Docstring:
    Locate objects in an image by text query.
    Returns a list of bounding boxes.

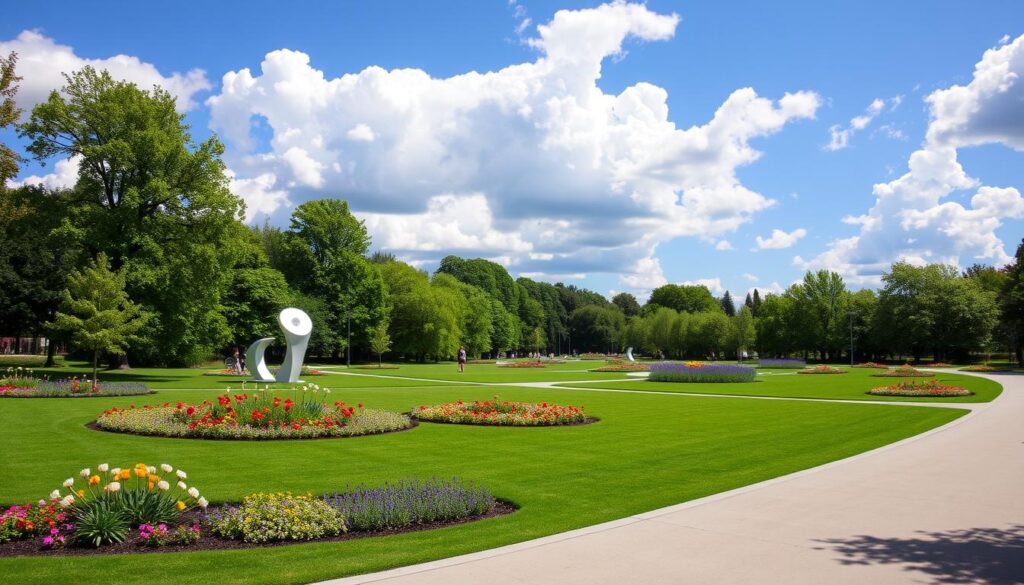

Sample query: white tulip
[111,468,121,476]
[176,470,187,479]
[59,495,75,508]
[62,478,74,488]
[147,466,156,474]
[157,480,170,491]
[177,481,187,490]
[98,463,109,473]
[49,490,60,500]
[105,482,121,493]
[79,468,90,478]
[187,487,200,499]
[197,497,208,509]
[160,464,173,473]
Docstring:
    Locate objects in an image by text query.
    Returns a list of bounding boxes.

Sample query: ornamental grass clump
[797,365,846,375]
[414,397,587,426]
[96,385,412,439]
[757,358,807,369]
[323,478,495,532]
[207,492,345,543]
[873,365,935,378]
[867,380,973,397]
[648,362,757,383]
[0,462,208,549]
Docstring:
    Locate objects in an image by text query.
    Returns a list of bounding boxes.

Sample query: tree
[0,51,22,185]
[49,254,150,385]
[720,291,736,317]
[1004,240,1024,364]
[612,292,642,317]
[752,289,762,317]
[569,305,624,352]
[754,294,794,357]
[20,67,244,365]
[744,292,754,312]
[221,267,292,347]
[647,284,720,314]
[790,270,848,360]
[368,321,392,367]
[645,307,679,358]
[731,305,755,360]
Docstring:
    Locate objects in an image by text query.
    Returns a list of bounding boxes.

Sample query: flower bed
[1,475,509,555]
[873,365,935,378]
[959,364,1012,372]
[0,377,151,398]
[577,353,620,360]
[590,361,649,372]
[649,362,757,383]
[924,362,955,368]
[867,380,973,397]
[0,462,206,551]
[94,385,412,440]
[323,478,495,532]
[414,398,588,426]
[497,360,547,368]
[854,362,890,369]
[757,358,807,369]
[797,365,846,375]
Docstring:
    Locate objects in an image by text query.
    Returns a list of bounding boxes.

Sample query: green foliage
[569,305,624,352]
[731,305,756,356]
[73,501,128,548]
[647,284,721,314]
[0,51,21,185]
[209,492,346,543]
[720,291,736,317]
[612,292,641,317]
[49,253,150,384]
[368,321,392,366]
[222,267,293,346]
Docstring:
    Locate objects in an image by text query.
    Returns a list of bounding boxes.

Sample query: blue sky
[4,0,1023,301]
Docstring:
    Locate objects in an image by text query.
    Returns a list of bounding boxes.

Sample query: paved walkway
[322,372,1024,585]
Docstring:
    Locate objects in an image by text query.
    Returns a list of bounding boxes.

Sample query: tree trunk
[44,339,57,367]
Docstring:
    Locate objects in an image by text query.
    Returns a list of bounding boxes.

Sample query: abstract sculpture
[245,308,313,383]
[626,347,635,362]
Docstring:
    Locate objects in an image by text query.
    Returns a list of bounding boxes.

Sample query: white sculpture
[626,347,635,362]
[245,308,313,384]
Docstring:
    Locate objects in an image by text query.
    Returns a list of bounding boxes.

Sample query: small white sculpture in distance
[275,308,313,383]
[626,347,635,362]
[246,337,276,382]
[245,307,313,383]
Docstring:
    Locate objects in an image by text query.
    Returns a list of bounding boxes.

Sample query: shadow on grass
[816,525,1024,584]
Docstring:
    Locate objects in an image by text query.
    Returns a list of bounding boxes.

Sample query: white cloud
[826,96,901,151]
[747,281,784,296]
[681,277,724,295]
[207,1,819,286]
[801,34,1024,283]
[755,227,807,250]
[6,155,80,190]
[0,30,210,114]
[227,170,290,223]
[715,240,733,251]
[619,256,668,292]
[346,123,377,142]
[741,273,759,282]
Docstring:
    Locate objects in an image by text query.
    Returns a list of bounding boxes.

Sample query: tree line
[2,62,1023,367]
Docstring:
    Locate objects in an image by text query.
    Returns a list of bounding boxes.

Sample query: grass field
[0,360,994,583]
[558,366,1002,403]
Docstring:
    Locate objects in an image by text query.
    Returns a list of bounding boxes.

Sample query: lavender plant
[648,363,757,383]
[323,478,495,532]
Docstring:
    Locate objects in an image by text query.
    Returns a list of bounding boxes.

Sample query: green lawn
[0,362,987,583]
[558,366,1002,403]
[316,360,635,383]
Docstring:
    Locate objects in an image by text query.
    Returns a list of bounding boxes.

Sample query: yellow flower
[148,481,155,490]
[135,467,147,478]
[88,475,101,486]
[148,474,160,483]
[176,501,186,511]
[76,489,84,497]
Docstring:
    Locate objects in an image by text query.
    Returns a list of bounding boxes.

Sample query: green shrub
[73,501,128,548]
[208,492,346,543]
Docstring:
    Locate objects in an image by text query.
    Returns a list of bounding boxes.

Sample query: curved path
[322,372,1024,585]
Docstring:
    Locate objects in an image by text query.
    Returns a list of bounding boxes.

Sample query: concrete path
[321,372,1024,585]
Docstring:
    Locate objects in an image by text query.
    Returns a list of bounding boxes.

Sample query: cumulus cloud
[5,155,80,189]
[747,281,784,296]
[681,277,724,295]
[826,96,901,151]
[715,240,734,251]
[0,30,210,114]
[206,1,819,290]
[755,227,807,250]
[227,170,290,223]
[801,34,1024,283]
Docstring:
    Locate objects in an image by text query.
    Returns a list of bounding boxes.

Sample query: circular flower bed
[924,362,955,368]
[854,362,889,369]
[797,365,846,374]
[959,364,1012,372]
[649,362,757,383]
[867,380,973,397]
[873,365,935,378]
[413,398,589,426]
[0,377,151,398]
[590,361,649,372]
[497,360,547,368]
[95,386,412,440]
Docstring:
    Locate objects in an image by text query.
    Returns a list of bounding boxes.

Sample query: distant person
[457,346,467,373]
[0,340,7,355]
[232,348,242,374]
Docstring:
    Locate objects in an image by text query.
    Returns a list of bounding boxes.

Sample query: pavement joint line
[317,371,1002,585]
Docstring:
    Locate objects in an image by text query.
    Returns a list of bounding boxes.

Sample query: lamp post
[847,310,860,366]
[346,310,352,368]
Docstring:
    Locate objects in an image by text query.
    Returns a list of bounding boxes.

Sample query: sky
[3,0,1023,302]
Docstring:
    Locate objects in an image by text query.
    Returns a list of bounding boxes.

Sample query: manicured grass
[559,367,1002,403]
[318,360,635,383]
[0,377,967,584]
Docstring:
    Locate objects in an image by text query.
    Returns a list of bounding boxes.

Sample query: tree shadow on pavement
[816,525,1024,584]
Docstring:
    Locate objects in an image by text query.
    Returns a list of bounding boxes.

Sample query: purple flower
[42,536,54,546]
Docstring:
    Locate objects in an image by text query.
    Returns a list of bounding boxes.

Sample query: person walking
[457,346,467,373]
